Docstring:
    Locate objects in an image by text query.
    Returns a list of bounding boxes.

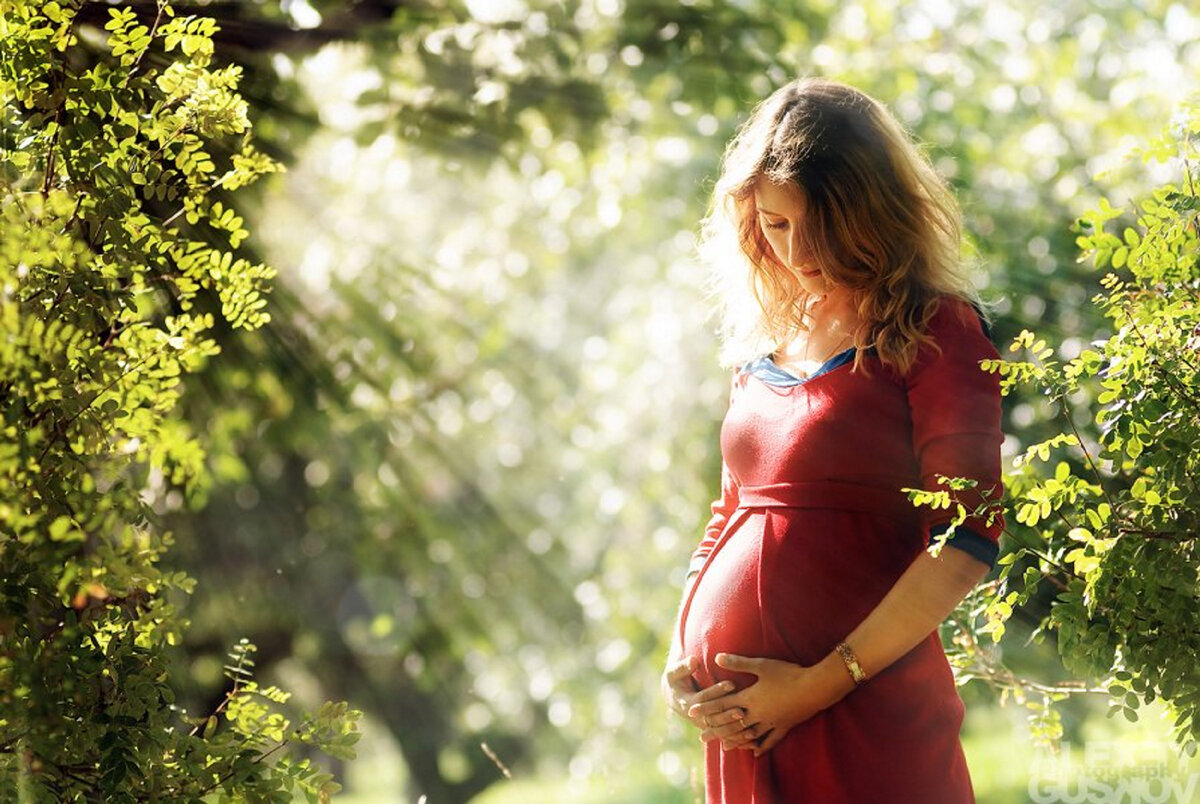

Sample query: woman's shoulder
[902,294,999,383]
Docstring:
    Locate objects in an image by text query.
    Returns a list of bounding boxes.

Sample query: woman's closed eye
[762,219,788,230]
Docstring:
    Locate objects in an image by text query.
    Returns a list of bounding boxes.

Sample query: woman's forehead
[752,177,805,213]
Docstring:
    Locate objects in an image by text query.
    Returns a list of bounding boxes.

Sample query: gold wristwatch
[835,640,868,685]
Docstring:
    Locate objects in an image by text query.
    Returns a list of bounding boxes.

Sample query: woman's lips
[801,268,821,277]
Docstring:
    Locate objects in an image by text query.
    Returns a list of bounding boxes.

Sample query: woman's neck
[804,289,857,330]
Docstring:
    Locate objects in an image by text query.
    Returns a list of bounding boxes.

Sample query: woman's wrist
[815,648,859,706]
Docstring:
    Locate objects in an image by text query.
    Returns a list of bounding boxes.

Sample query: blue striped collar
[742,346,858,387]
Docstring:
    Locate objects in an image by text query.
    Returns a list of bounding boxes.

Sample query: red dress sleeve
[905,298,1006,567]
[689,373,742,576]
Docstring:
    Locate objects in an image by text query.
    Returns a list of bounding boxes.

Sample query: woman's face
[752,178,834,297]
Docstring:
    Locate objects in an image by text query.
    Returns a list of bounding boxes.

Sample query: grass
[963,695,1200,804]
[334,699,1200,802]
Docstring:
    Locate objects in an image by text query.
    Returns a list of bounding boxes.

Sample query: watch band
[835,640,869,685]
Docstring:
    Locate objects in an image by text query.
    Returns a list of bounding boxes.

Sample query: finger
[690,680,735,704]
[709,709,748,737]
[686,686,739,724]
[670,695,695,719]
[710,709,753,750]
[665,656,697,682]
[753,728,784,757]
[665,662,700,713]
[692,705,743,739]
[721,720,763,750]
[687,695,738,722]
[715,653,762,674]
[664,659,695,687]
[722,730,756,751]
[665,679,702,718]
[704,713,750,746]
[724,729,763,758]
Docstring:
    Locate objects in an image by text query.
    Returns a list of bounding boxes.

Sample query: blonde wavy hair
[699,77,987,375]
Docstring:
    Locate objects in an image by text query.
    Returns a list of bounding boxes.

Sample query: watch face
[836,642,867,683]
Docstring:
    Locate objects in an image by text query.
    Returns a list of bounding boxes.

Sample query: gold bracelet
[835,641,868,685]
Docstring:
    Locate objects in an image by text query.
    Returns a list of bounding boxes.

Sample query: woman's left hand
[688,652,843,757]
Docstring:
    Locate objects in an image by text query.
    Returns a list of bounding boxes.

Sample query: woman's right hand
[662,655,743,735]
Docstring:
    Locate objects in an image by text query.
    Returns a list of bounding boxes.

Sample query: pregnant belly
[681,508,920,690]
[681,514,766,689]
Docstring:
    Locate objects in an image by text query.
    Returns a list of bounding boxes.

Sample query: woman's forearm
[814,545,991,704]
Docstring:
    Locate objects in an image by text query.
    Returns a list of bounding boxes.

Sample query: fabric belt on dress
[736,480,918,521]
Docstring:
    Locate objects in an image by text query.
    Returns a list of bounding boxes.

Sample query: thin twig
[1057,399,1121,519]
[41,107,62,197]
[36,350,155,468]
[947,621,1109,696]
[1118,526,1198,542]
[1126,311,1200,412]
[159,172,233,231]
[999,524,1076,580]
[964,661,1110,697]
[193,740,290,798]
[481,742,513,780]
[128,1,164,76]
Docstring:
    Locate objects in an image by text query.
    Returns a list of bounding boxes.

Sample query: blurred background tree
[7,0,1200,801]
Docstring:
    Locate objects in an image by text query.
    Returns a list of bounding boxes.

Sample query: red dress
[679,297,1005,803]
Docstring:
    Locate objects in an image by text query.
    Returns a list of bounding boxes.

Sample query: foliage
[929,98,1200,758]
[0,1,358,800]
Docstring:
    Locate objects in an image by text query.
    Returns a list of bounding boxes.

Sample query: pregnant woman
[661,78,1005,802]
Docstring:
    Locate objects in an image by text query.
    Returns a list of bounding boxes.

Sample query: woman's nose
[788,228,805,268]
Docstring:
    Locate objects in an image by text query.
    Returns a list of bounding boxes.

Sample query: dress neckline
[743,346,858,387]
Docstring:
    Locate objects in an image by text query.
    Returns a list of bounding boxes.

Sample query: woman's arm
[692,544,989,754]
[825,542,990,701]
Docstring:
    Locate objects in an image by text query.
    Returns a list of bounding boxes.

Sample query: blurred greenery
[6,0,1200,800]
